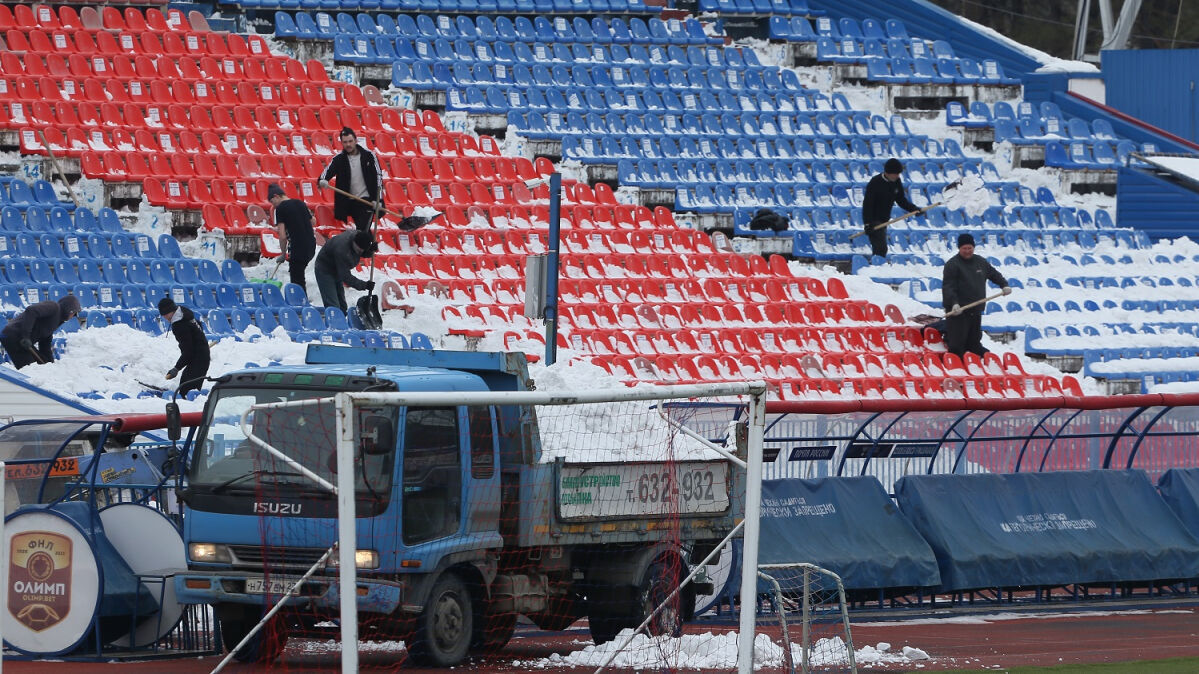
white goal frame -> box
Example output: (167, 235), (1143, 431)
(235, 381), (768, 674)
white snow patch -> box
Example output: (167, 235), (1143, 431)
(511, 631), (929, 670)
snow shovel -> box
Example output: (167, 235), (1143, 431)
(324, 184), (409, 221)
(136, 379), (169, 393)
(943, 290), (1008, 318)
(850, 177), (986, 239)
(356, 207), (384, 331)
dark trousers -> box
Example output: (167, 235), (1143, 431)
(315, 263), (347, 313)
(345, 200), (374, 232)
(866, 226), (888, 258)
(177, 361), (210, 397)
(944, 311), (988, 358)
(1, 335), (47, 369)
(288, 250), (313, 293)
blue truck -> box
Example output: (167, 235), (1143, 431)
(174, 345), (742, 666)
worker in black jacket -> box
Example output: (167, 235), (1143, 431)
(861, 158), (921, 258)
(318, 127), (384, 231)
(268, 183), (316, 294)
(158, 297), (210, 397)
(314, 230), (377, 313)
(0, 295), (81, 369)
(942, 233), (1011, 357)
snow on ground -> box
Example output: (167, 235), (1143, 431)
(510, 630), (928, 670)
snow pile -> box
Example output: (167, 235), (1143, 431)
(940, 174), (990, 218)
(511, 631), (929, 669)
(17, 324), (307, 414)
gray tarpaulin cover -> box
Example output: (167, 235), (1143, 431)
(1158, 468), (1199, 540)
(759, 477), (940, 590)
(896, 470), (1199, 591)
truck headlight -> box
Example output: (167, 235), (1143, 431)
(189, 543), (232, 563)
(327, 550), (379, 570)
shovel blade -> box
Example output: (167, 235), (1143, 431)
(356, 294), (384, 330)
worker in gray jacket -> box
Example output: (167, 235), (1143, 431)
(942, 233), (1011, 357)
(314, 230), (377, 313)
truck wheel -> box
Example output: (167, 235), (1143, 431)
(475, 612), (516, 653)
(588, 612), (627, 645)
(641, 562), (683, 639)
(409, 573), (473, 667)
(217, 608), (288, 664)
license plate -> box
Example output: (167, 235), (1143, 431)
(244, 577), (300, 595)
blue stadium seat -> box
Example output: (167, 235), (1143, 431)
(212, 284), (237, 309)
(219, 259), (247, 284)
(229, 308), (254, 335)
(275, 12), (301, 38)
(252, 308), (280, 334)
(97, 208), (123, 233)
(122, 284), (146, 309)
(123, 260), (150, 285)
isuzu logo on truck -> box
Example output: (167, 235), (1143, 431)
(252, 502), (302, 515)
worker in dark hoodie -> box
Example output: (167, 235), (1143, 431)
(158, 297), (211, 397)
(314, 229), (377, 313)
(0, 295), (82, 369)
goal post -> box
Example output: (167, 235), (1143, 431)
(234, 380), (767, 671)
(758, 563), (857, 674)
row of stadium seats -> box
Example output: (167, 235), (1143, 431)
(0, 255), (245, 287)
(285, 12), (720, 45)
(0, 232), (166, 259)
(0, 5), (176, 34)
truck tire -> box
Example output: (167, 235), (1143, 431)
(409, 573), (474, 667)
(641, 562), (683, 639)
(475, 612), (516, 653)
(588, 612), (627, 645)
(217, 606), (288, 664)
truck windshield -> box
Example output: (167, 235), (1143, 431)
(188, 387), (394, 497)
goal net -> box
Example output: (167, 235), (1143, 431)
(756, 563), (857, 674)
(192, 380), (769, 673)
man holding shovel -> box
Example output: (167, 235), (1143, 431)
(319, 127), (384, 232)
(268, 184), (316, 295)
(942, 233), (1011, 358)
(314, 230), (377, 314)
(861, 158), (923, 258)
(0, 295), (81, 369)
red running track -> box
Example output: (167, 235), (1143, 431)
(4, 608), (1199, 672)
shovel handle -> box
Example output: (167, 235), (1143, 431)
(850, 202), (943, 240)
(943, 290), (1007, 318)
(323, 184), (408, 221)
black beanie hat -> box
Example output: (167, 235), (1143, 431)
(957, 233), (975, 248)
(884, 158), (903, 174)
(353, 230), (376, 256)
(158, 297), (178, 316)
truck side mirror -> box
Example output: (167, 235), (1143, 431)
(360, 414), (394, 456)
(166, 402), (181, 442)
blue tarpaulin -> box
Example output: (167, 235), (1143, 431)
(896, 470), (1199, 591)
(759, 477), (941, 590)
(1159, 468), (1199, 540)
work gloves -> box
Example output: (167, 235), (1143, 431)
(19, 338), (32, 350)
(949, 304), (963, 316)
(1002, 287), (1012, 295)
(318, 179), (330, 189)
(166, 368), (179, 380)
